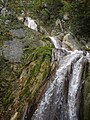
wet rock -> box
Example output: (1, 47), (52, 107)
(56, 32), (64, 41)
(55, 18), (64, 32)
(84, 62), (90, 120)
(63, 33), (81, 50)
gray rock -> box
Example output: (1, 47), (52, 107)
(63, 33), (81, 50)
(3, 39), (23, 62)
(10, 29), (25, 38)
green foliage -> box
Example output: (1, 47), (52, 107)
(59, 1), (72, 17)
(60, 1), (90, 38)
(32, 46), (52, 60)
(33, 0), (42, 11)
(2, 89), (12, 108)
(23, 46), (52, 65)
(28, 60), (41, 80)
(82, 46), (90, 51)
(19, 46), (52, 100)
(32, 0), (63, 23)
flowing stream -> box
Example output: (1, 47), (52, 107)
(23, 17), (88, 120)
(31, 36), (87, 120)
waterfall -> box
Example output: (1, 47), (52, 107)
(31, 36), (87, 120)
(24, 17), (38, 31)
(49, 36), (61, 49)
(23, 17), (87, 120)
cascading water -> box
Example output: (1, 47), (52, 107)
(49, 36), (61, 49)
(68, 57), (85, 120)
(23, 17), (87, 120)
(24, 17), (38, 31)
(31, 36), (87, 120)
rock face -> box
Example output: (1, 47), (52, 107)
(3, 39), (23, 62)
(10, 29), (25, 39)
(63, 33), (81, 50)
(84, 60), (90, 120)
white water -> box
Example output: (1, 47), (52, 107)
(49, 36), (61, 49)
(31, 36), (87, 120)
(32, 52), (83, 120)
(24, 17), (37, 31)
(68, 57), (85, 120)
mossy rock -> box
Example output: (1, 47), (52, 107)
(0, 45), (52, 120)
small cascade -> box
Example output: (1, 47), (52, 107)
(31, 36), (87, 120)
(49, 36), (61, 49)
(24, 17), (38, 31)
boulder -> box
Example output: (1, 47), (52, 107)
(63, 33), (81, 50)
(10, 29), (25, 39)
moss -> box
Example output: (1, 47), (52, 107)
(0, 56), (23, 119)
(15, 49), (51, 120)
(19, 60), (42, 99)
(19, 60), (43, 100)
(84, 94), (90, 120)
(19, 46), (52, 101)
(0, 25), (12, 43)
(32, 46), (52, 60)
(84, 81), (90, 99)
(42, 36), (51, 41)
(0, 16), (24, 47)
(28, 60), (41, 80)
(2, 89), (12, 108)
(82, 46), (90, 51)
(83, 62), (89, 80)
(42, 58), (51, 80)
(22, 46), (52, 66)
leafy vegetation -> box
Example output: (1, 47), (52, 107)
(32, 0), (63, 23)
(60, 0), (90, 38)
(0, 43), (52, 119)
